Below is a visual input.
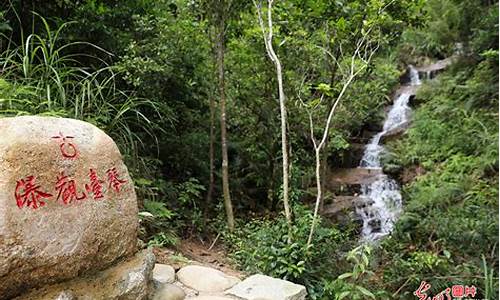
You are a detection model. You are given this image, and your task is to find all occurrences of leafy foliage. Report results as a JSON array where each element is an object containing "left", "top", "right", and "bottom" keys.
[{"left": 224, "top": 204, "right": 354, "bottom": 298}]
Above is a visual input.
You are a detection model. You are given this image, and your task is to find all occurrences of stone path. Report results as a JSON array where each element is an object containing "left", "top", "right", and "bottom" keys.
[{"left": 152, "top": 264, "right": 306, "bottom": 300}]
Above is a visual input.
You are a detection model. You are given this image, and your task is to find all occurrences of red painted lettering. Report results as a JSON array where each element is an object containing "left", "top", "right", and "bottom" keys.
[
  {"left": 55, "top": 172, "right": 87, "bottom": 204},
  {"left": 15, "top": 176, "right": 53, "bottom": 209},
  {"left": 52, "top": 132, "right": 78, "bottom": 159},
  {"left": 106, "top": 167, "right": 126, "bottom": 192},
  {"left": 85, "top": 168, "right": 104, "bottom": 199}
]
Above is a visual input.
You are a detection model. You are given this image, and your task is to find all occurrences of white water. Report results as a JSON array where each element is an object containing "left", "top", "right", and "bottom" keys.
[{"left": 356, "top": 66, "right": 421, "bottom": 242}]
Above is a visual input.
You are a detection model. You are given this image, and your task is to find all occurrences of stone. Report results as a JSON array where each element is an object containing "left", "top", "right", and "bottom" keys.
[
  {"left": 189, "top": 297, "right": 235, "bottom": 300},
  {"left": 177, "top": 265, "right": 240, "bottom": 293},
  {"left": 0, "top": 116, "right": 139, "bottom": 299},
  {"left": 14, "top": 248, "right": 155, "bottom": 300},
  {"left": 152, "top": 283, "right": 186, "bottom": 300},
  {"left": 54, "top": 291, "right": 75, "bottom": 300},
  {"left": 153, "top": 263, "right": 176, "bottom": 285},
  {"left": 226, "top": 274, "right": 307, "bottom": 300}
]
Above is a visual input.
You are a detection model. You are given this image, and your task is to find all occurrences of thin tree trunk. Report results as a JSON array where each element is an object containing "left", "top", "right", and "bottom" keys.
[
  {"left": 203, "top": 96, "right": 216, "bottom": 225},
  {"left": 307, "top": 147, "right": 322, "bottom": 245},
  {"left": 216, "top": 1, "right": 235, "bottom": 232},
  {"left": 267, "top": 156, "right": 275, "bottom": 210},
  {"left": 255, "top": 0, "right": 292, "bottom": 241},
  {"left": 319, "top": 137, "right": 328, "bottom": 213}
]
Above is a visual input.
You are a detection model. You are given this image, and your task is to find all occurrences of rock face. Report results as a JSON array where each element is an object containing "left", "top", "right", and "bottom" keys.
[
  {"left": 15, "top": 248, "right": 155, "bottom": 300},
  {"left": 0, "top": 116, "right": 138, "bottom": 299},
  {"left": 226, "top": 274, "right": 307, "bottom": 300},
  {"left": 177, "top": 265, "right": 240, "bottom": 293}
]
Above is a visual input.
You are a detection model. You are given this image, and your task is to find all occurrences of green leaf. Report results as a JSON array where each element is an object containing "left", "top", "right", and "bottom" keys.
[
  {"left": 356, "top": 286, "right": 376, "bottom": 299},
  {"left": 338, "top": 291, "right": 350, "bottom": 299},
  {"left": 337, "top": 272, "right": 353, "bottom": 280}
]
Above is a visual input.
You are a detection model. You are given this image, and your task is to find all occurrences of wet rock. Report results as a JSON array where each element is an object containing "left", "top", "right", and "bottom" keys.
[
  {"left": 226, "top": 274, "right": 307, "bottom": 300},
  {"left": 152, "top": 283, "right": 186, "bottom": 300},
  {"left": 380, "top": 122, "right": 410, "bottom": 143},
  {"left": 0, "top": 116, "right": 138, "bottom": 299},
  {"left": 15, "top": 248, "right": 155, "bottom": 300},
  {"left": 153, "top": 264, "right": 176, "bottom": 285},
  {"left": 383, "top": 163, "right": 403, "bottom": 177},
  {"left": 368, "top": 219, "right": 382, "bottom": 232},
  {"left": 177, "top": 265, "right": 240, "bottom": 293}
]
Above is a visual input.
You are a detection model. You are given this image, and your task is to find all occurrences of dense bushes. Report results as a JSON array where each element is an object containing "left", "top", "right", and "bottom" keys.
[{"left": 223, "top": 204, "right": 365, "bottom": 299}]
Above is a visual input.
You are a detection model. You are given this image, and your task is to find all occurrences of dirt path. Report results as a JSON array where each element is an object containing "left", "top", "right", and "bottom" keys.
[{"left": 153, "top": 237, "right": 244, "bottom": 279}]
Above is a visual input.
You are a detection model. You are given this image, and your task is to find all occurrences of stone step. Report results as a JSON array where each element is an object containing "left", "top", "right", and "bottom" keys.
[
  {"left": 396, "top": 85, "right": 418, "bottom": 96},
  {"left": 416, "top": 56, "right": 455, "bottom": 73},
  {"left": 328, "top": 168, "right": 383, "bottom": 187},
  {"left": 380, "top": 121, "right": 411, "bottom": 143},
  {"left": 322, "top": 196, "right": 369, "bottom": 215},
  {"left": 226, "top": 274, "right": 307, "bottom": 300}
]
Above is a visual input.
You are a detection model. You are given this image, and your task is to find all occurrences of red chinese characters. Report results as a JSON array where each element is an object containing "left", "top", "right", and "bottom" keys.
[
  {"left": 85, "top": 168, "right": 104, "bottom": 200},
  {"left": 15, "top": 176, "right": 53, "bottom": 209},
  {"left": 55, "top": 172, "right": 87, "bottom": 204},
  {"left": 106, "top": 167, "right": 127, "bottom": 192},
  {"left": 52, "top": 132, "right": 78, "bottom": 159},
  {"left": 452, "top": 285, "right": 465, "bottom": 298},
  {"left": 13, "top": 132, "right": 127, "bottom": 210},
  {"left": 414, "top": 281, "right": 432, "bottom": 300},
  {"left": 415, "top": 282, "right": 477, "bottom": 300}
]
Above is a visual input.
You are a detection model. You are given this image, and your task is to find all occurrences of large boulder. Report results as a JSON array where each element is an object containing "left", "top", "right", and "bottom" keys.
[
  {"left": 15, "top": 248, "right": 155, "bottom": 300},
  {"left": 0, "top": 116, "right": 139, "bottom": 299},
  {"left": 226, "top": 274, "right": 307, "bottom": 300}
]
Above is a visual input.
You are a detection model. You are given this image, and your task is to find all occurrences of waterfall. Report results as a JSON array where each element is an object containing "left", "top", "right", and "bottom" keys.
[{"left": 356, "top": 66, "right": 421, "bottom": 242}]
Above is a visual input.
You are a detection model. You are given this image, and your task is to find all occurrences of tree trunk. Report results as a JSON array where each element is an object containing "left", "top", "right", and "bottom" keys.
[
  {"left": 307, "top": 147, "right": 322, "bottom": 246},
  {"left": 255, "top": 0, "right": 293, "bottom": 241},
  {"left": 203, "top": 96, "right": 216, "bottom": 225},
  {"left": 216, "top": 1, "right": 235, "bottom": 232},
  {"left": 276, "top": 60, "right": 292, "bottom": 240},
  {"left": 320, "top": 140, "right": 328, "bottom": 213}
]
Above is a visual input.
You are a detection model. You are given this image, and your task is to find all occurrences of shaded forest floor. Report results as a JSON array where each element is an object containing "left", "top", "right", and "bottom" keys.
[{"left": 153, "top": 238, "right": 244, "bottom": 279}]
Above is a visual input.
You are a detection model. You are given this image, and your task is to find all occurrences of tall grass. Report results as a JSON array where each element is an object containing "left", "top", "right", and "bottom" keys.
[{"left": 0, "top": 13, "right": 162, "bottom": 162}]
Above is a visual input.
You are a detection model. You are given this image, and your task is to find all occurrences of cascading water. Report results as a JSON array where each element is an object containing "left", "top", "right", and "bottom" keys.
[{"left": 356, "top": 66, "right": 421, "bottom": 242}]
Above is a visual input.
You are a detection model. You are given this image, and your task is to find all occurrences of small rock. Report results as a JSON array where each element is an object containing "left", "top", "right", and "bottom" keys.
[
  {"left": 226, "top": 274, "right": 307, "bottom": 300},
  {"left": 177, "top": 265, "right": 240, "bottom": 293},
  {"left": 154, "top": 264, "right": 176, "bottom": 285},
  {"left": 153, "top": 283, "right": 186, "bottom": 300}
]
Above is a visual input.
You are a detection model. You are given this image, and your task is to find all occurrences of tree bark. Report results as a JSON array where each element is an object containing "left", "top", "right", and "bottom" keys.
[
  {"left": 255, "top": 0, "right": 292, "bottom": 241},
  {"left": 307, "top": 147, "right": 322, "bottom": 246},
  {"left": 216, "top": 0, "right": 235, "bottom": 232},
  {"left": 203, "top": 96, "right": 216, "bottom": 225}
]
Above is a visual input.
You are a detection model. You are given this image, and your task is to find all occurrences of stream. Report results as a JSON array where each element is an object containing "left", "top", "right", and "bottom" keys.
[{"left": 356, "top": 66, "right": 421, "bottom": 242}]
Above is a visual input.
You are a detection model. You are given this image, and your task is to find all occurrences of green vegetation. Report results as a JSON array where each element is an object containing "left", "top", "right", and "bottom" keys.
[{"left": 0, "top": 0, "right": 497, "bottom": 299}]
